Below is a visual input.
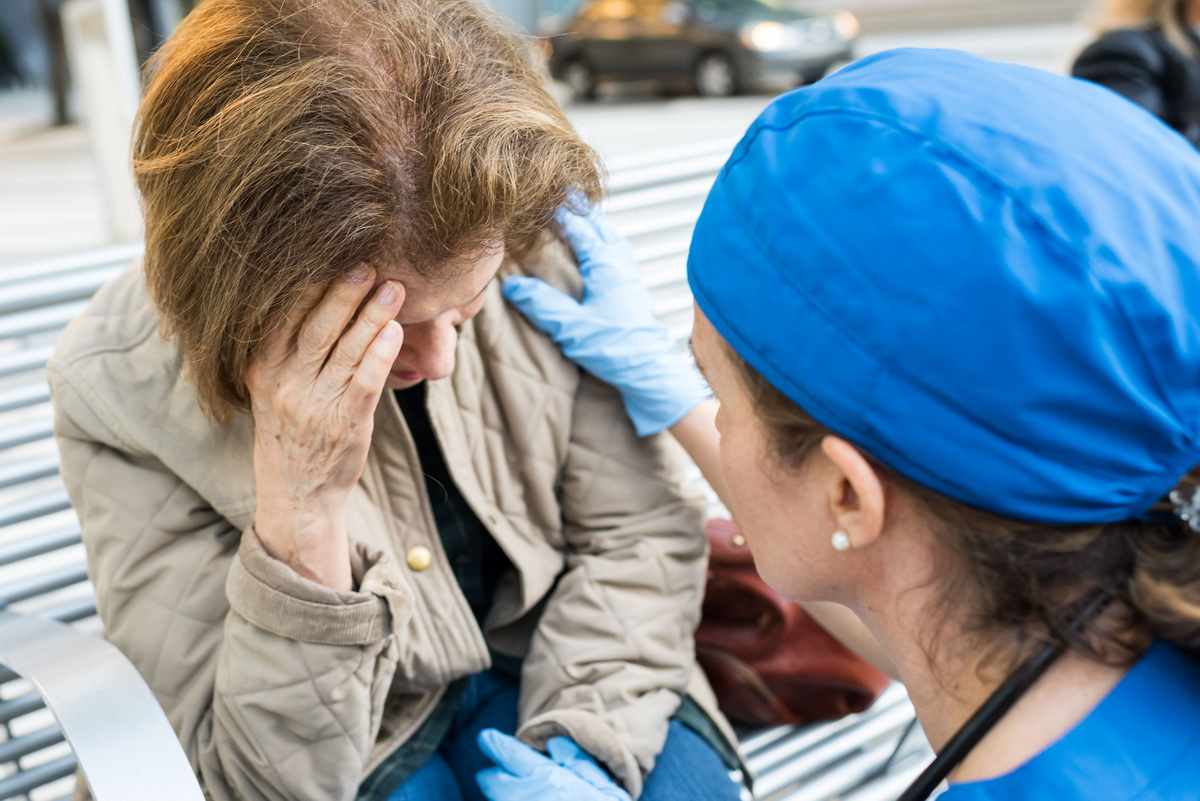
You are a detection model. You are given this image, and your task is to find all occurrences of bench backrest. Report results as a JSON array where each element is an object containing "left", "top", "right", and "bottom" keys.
[{"left": 0, "top": 244, "right": 142, "bottom": 801}]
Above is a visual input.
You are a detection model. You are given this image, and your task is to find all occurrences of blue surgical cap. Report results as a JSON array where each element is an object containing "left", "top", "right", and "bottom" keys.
[{"left": 688, "top": 48, "right": 1200, "bottom": 524}]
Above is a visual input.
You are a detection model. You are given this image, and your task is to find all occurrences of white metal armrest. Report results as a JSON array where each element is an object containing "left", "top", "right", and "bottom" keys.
[{"left": 0, "top": 612, "right": 205, "bottom": 801}]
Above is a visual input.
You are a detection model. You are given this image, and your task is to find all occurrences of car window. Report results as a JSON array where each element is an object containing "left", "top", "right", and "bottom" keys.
[
  {"left": 695, "top": 0, "right": 778, "bottom": 14},
  {"left": 634, "top": 0, "right": 680, "bottom": 22},
  {"left": 579, "top": 0, "right": 637, "bottom": 21}
]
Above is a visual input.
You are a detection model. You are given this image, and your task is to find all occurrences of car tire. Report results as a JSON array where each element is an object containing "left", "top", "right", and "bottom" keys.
[
  {"left": 693, "top": 52, "right": 739, "bottom": 98},
  {"left": 799, "top": 60, "right": 846, "bottom": 85},
  {"left": 562, "top": 59, "right": 597, "bottom": 102}
]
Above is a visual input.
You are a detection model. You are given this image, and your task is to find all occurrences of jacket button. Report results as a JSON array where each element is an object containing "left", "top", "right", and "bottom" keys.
[{"left": 406, "top": 546, "right": 433, "bottom": 572}]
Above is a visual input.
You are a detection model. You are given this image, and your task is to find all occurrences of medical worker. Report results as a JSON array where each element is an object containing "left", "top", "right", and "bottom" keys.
[{"left": 477, "top": 49, "right": 1200, "bottom": 801}]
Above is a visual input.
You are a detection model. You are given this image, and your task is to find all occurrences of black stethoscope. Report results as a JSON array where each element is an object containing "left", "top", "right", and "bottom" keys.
[{"left": 895, "top": 592, "right": 1114, "bottom": 801}]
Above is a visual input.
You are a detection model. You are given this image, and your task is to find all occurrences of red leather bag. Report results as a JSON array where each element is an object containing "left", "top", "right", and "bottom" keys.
[{"left": 696, "top": 518, "right": 891, "bottom": 727}]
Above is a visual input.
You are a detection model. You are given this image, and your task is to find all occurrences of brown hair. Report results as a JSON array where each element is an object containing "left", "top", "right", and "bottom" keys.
[
  {"left": 732, "top": 346, "right": 1200, "bottom": 668},
  {"left": 1094, "top": 0, "right": 1199, "bottom": 58},
  {"left": 134, "top": 0, "right": 602, "bottom": 420}
]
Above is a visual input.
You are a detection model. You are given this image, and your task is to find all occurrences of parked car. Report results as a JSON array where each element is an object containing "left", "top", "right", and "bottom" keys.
[{"left": 545, "top": 0, "right": 859, "bottom": 99}]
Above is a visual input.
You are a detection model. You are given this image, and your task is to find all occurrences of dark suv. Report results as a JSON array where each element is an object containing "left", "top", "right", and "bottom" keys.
[{"left": 545, "top": 0, "right": 858, "bottom": 99}]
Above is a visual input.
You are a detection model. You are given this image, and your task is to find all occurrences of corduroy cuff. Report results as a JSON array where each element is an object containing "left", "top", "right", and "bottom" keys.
[{"left": 226, "top": 527, "right": 412, "bottom": 646}]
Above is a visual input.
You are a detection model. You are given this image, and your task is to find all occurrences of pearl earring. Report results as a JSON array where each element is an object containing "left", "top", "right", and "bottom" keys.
[{"left": 831, "top": 531, "right": 851, "bottom": 551}]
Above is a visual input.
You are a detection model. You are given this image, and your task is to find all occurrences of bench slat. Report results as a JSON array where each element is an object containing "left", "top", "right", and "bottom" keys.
[
  {"left": 752, "top": 702, "right": 919, "bottom": 799},
  {"left": 0, "top": 267, "right": 123, "bottom": 317},
  {"left": 605, "top": 177, "right": 716, "bottom": 214},
  {"left": 604, "top": 138, "right": 737, "bottom": 174},
  {"left": 0, "top": 563, "right": 90, "bottom": 609},
  {"left": 0, "top": 454, "right": 60, "bottom": 492},
  {"left": 0, "top": 244, "right": 141, "bottom": 289},
  {"left": 0, "top": 345, "right": 54, "bottom": 379},
  {"left": 841, "top": 761, "right": 929, "bottom": 801},
  {"left": 0, "top": 753, "right": 76, "bottom": 800},
  {"left": 744, "top": 685, "right": 909, "bottom": 767},
  {"left": 0, "top": 724, "right": 65, "bottom": 764},
  {"left": 0, "top": 383, "right": 50, "bottom": 415},
  {"left": 620, "top": 209, "right": 702, "bottom": 240},
  {"left": 606, "top": 150, "right": 731, "bottom": 195},
  {"left": 0, "top": 489, "right": 71, "bottom": 530},
  {"left": 778, "top": 739, "right": 914, "bottom": 801},
  {"left": 43, "top": 597, "right": 97, "bottom": 625},
  {"left": 0, "top": 525, "right": 79, "bottom": 568},
  {"left": 0, "top": 690, "right": 45, "bottom": 725},
  {"left": 0, "top": 301, "right": 88, "bottom": 341},
  {"left": 0, "top": 418, "right": 55, "bottom": 452}
]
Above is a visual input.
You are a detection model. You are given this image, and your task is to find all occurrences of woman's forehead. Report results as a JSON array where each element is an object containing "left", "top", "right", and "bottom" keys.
[{"left": 379, "top": 247, "right": 503, "bottom": 325}]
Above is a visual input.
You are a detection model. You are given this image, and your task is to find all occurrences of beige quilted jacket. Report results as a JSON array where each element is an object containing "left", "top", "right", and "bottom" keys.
[{"left": 48, "top": 242, "right": 732, "bottom": 801}]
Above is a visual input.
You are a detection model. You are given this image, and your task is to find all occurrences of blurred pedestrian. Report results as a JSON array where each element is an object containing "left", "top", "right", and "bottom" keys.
[{"left": 1072, "top": 0, "right": 1200, "bottom": 147}]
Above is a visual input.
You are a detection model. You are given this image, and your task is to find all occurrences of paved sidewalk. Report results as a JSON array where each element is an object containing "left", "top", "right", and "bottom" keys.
[{"left": 0, "top": 89, "right": 110, "bottom": 269}]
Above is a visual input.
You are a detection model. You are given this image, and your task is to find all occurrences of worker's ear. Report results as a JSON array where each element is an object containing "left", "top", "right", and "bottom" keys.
[{"left": 820, "top": 436, "right": 886, "bottom": 550}]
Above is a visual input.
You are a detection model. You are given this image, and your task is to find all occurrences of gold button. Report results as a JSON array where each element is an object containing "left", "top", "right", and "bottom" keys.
[{"left": 406, "top": 546, "right": 433, "bottom": 572}]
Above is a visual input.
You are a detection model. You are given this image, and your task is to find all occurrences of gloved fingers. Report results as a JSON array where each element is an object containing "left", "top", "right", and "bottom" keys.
[
  {"left": 575, "top": 199, "right": 627, "bottom": 247},
  {"left": 554, "top": 206, "right": 633, "bottom": 285},
  {"left": 554, "top": 205, "right": 608, "bottom": 266},
  {"left": 475, "top": 766, "right": 528, "bottom": 801},
  {"left": 546, "top": 736, "right": 587, "bottom": 765},
  {"left": 476, "top": 729, "right": 551, "bottom": 777},
  {"left": 501, "top": 276, "right": 585, "bottom": 337},
  {"left": 546, "top": 737, "right": 620, "bottom": 791}
]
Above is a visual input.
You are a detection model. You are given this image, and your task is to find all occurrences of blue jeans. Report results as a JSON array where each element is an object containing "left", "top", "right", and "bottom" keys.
[{"left": 386, "top": 670, "right": 742, "bottom": 801}]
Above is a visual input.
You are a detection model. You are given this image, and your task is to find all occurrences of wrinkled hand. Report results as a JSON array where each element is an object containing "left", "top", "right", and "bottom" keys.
[
  {"left": 476, "top": 730, "right": 632, "bottom": 801},
  {"left": 245, "top": 269, "right": 404, "bottom": 589},
  {"left": 503, "top": 205, "right": 706, "bottom": 436}
]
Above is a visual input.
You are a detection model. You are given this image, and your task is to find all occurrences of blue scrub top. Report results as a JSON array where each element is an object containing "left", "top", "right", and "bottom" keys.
[{"left": 940, "top": 641, "right": 1200, "bottom": 800}]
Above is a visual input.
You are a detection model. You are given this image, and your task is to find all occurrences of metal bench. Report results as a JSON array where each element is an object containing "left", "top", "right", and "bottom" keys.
[
  {"left": 0, "top": 243, "right": 205, "bottom": 801},
  {"left": 0, "top": 143, "right": 931, "bottom": 801}
]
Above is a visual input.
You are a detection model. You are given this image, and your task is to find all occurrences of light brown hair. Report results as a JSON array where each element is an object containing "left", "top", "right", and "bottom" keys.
[
  {"left": 1095, "top": 0, "right": 1199, "bottom": 58},
  {"left": 134, "top": 0, "right": 602, "bottom": 420},
  {"left": 730, "top": 345, "right": 1200, "bottom": 668}
]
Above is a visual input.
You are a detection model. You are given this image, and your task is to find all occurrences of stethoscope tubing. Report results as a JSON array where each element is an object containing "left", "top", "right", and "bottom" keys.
[{"left": 894, "top": 591, "right": 1115, "bottom": 801}]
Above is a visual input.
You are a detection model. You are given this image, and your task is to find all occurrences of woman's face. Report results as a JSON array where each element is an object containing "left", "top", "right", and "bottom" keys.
[
  {"left": 691, "top": 307, "right": 844, "bottom": 601},
  {"left": 376, "top": 247, "right": 505, "bottom": 390}
]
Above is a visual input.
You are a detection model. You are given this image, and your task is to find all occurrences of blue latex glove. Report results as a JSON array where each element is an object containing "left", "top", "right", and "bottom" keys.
[
  {"left": 475, "top": 729, "right": 633, "bottom": 801},
  {"left": 503, "top": 205, "right": 707, "bottom": 436}
]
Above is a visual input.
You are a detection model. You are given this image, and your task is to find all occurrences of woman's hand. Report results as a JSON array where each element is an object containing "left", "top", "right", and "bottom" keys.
[
  {"left": 246, "top": 269, "right": 405, "bottom": 590},
  {"left": 503, "top": 205, "right": 706, "bottom": 436}
]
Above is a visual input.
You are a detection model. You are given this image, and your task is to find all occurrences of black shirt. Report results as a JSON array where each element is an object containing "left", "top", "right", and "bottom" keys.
[{"left": 394, "top": 383, "right": 511, "bottom": 624}]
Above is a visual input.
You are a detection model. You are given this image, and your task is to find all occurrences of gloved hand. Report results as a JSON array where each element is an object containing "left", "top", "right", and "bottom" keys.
[
  {"left": 475, "top": 729, "right": 633, "bottom": 801},
  {"left": 503, "top": 204, "right": 707, "bottom": 436}
]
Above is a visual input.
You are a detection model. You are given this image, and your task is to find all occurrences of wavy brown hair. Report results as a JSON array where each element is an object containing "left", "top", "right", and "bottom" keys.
[
  {"left": 730, "top": 345, "right": 1200, "bottom": 670},
  {"left": 134, "top": 0, "right": 602, "bottom": 420}
]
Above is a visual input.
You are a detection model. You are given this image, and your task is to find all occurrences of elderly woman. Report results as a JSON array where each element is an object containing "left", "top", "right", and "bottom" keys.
[
  {"left": 46, "top": 1, "right": 741, "bottom": 800},
  {"left": 499, "top": 50, "right": 1200, "bottom": 800},
  {"left": 1072, "top": 0, "right": 1200, "bottom": 147}
]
